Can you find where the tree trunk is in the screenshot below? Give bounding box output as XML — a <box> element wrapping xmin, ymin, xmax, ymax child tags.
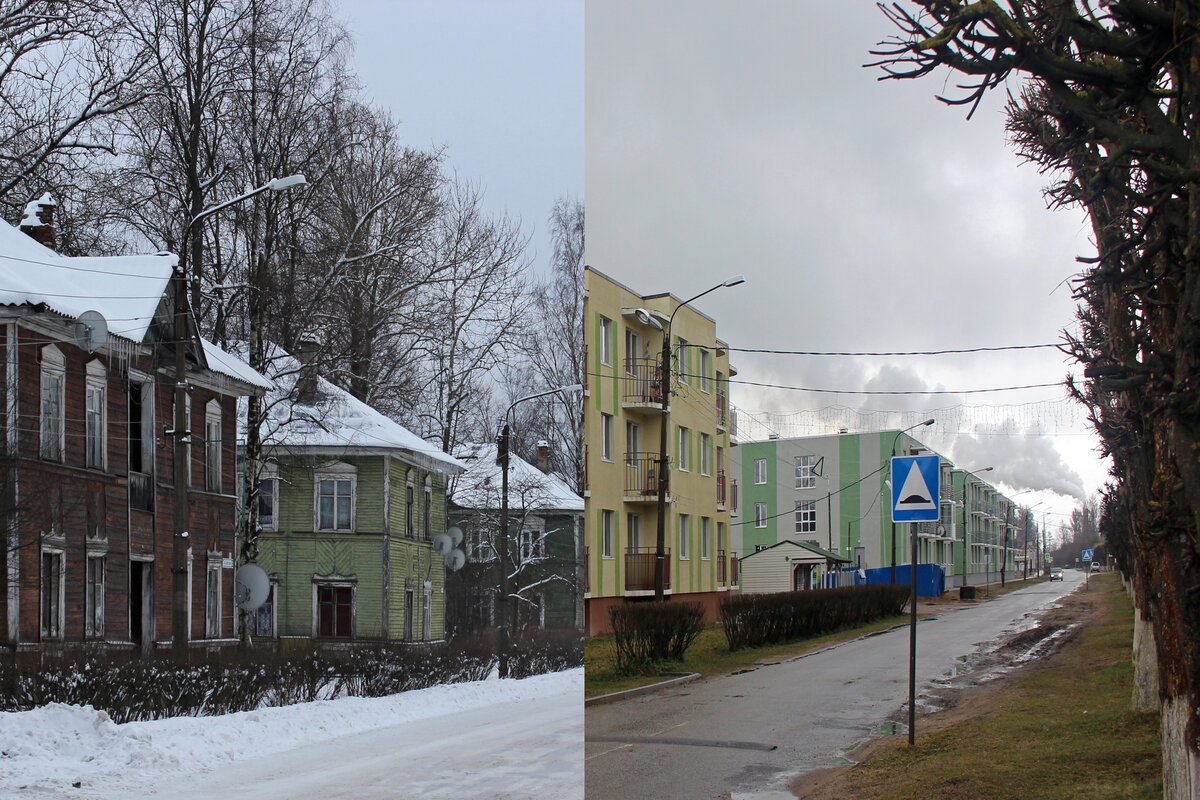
<box><xmin>1131</xmin><ymin>601</ymin><xmax>1158</xmax><ymax>713</ymax></box>
<box><xmin>1161</xmin><ymin>695</ymin><xmax>1200</xmax><ymax>800</ymax></box>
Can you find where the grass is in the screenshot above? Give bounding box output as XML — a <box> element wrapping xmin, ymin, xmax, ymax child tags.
<box><xmin>815</xmin><ymin>573</ymin><xmax>1161</xmax><ymax>800</ymax></box>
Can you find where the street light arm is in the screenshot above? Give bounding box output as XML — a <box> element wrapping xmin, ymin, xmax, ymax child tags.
<box><xmin>189</xmin><ymin>174</ymin><xmax>307</xmax><ymax>231</ymax></box>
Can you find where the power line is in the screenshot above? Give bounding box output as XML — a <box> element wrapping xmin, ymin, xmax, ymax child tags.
<box><xmin>725</xmin><ymin>343</ymin><xmax>1061</xmax><ymax>356</ymax></box>
<box><xmin>727</xmin><ymin>377</ymin><xmax>1062</xmax><ymax>395</ymax></box>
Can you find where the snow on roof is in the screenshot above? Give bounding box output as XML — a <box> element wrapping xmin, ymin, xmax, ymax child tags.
<box><xmin>245</xmin><ymin>346</ymin><xmax>464</xmax><ymax>473</ymax></box>
<box><xmin>200</xmin><ymin>338</ymin><xmax>273</xmax><ymax>391</ymax></box>
<box><xmin>0</xmin><ymin>219</ymin><xmax>175</xmax><ymax>343</ymax></box>
<box><xmin>18</xmin><ymin>193</ymin><xmax>55</xmax><ymax>227</ymax></box>
<box><xmin>450</xmin><ymin>443</ymin><xmax>583</xmax><ymax>512</ymax></box>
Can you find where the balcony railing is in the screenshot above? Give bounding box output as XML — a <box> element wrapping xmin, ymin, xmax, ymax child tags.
<box><xmin>730</xmin><ymin>551</ymin><xmax>739</xmax><ymax>586</ymax></box>
<box><xmin>730</xmin><ymin>479</ymin><xmax>739</xmax><ymax>513</ymax></box>
<box><xmin>717</xmin><ymin>549</ymin><xmax>727</xmax><ymax>585</ymax></box>
<box><xmin>716</xmin><ymin>393</ymin><xmax>728</xmax><ymax>428</ymax></box>
<box><xmin>622</xmin><ymin>357</ymin><xmax>663</xmax><ymax>405</ymax></box>
<box><xmin>130</xmin><ymin>471</ymin><xmax>154</xmax><ymax>511</ymax></box>
<box><xmin>625</xmin><ymin>547</ymin><xmax>669</xmax><ymax>591</ymax></box>
<box><xmin>624</xmin><ymin>451</ymin><xmax>660</xmax><ymax>498</ymax></box>
<box><xmin>716</xmin><ymin>470</ymin><xmax>727</xmax><ymax>506</ymax></box>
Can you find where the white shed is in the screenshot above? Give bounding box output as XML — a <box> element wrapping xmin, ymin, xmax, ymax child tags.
<box><xmin>739</xmin><ymin>539</ymin><xmax>852</xmax><ymax>595</ymax></box>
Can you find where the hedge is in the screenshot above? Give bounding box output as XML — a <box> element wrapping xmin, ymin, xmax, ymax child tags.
<box><xmin>609</xmin><ymin>600</ymin><xmax>706</xmax><ymax>674</ymax></box>
<box><xmin>720</xmin><ymin>584</ymin><xmax>908</xmax><ymax>651</ymax></box>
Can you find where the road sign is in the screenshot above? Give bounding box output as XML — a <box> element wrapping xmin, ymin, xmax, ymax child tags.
<box><xmin>1082</xmin><ymin>548</ymin><xmax>1094</xmax><ymax>561</ymax></box>
<box><xmin>891</xmin><ymin>455</ymin><xmax>941</xmax><ymax>522</ymax></box>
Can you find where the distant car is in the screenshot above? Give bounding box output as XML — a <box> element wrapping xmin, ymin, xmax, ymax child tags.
<box><xmin>1050</xmin><ymin>567</ymin><xmax>1064</xmax><ymax>581</ymax></box>
<box><xmin>1091</xmin><ymin>561</ymin><xmax>1102</xmax><ymax>572</ymax></box>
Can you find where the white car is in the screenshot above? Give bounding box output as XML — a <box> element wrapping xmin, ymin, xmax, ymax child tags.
<box><xmin>1050</xmin><ymin>568</ymin><xmax>1064</xmax><ymax>581</ymax></box>
<box><xmin>1091</xmin><ymin>560</ymin><xmax>1102</xmax><ymax>572</ymax></box>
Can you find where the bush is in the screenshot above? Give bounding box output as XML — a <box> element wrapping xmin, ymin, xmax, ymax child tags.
<box><xmin>720</xmin><ymin>585</ymin><xmax>908</xmax><ymax>651</ymax></box>
<box><xmin>609</xmin><ymin>601</ymin><xmax>705</xmax><ymax>674</ymax></box>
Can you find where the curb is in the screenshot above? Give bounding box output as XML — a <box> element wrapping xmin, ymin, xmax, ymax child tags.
<box><xmin>585</xmin><ymin>672</ymin><xmax>702</xmax><ymax>707</ymax></box>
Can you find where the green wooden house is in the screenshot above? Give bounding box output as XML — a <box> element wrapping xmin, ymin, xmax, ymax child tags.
<box><xmin>241</xmin><ymin>349</ymin><xmax>464</xmax><ymax>643</ymax></box>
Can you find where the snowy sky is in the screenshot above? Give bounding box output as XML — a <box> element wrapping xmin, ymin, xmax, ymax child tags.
<box><xmin>585</xmin><ymin>1</ymin><xmax>1107</xmax><ymax>530</ymax></box>
<box><xmin>336</xmin><ymin>0</ymin><xmax>584</xmax><ymax>278</ymax></box>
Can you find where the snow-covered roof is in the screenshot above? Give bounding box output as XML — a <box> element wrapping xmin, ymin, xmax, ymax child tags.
<box><xmin>450</xmin><ymin>443</ymin><xmax>583</xmax><ymax>512</ymax></box>
<box><xmin>245</xmin><ymin>346</ymin><xmax>464</xmax><ymax>474</ymax></box>
<box><xmin>0</xmin><ymin>219</ymin><xmax>175</xmax><ymax>344</ymax></box>
<box><xmin>200</xmin><ymin>338</ymin><xmax>274</xmax><ymax>391</ymax></box>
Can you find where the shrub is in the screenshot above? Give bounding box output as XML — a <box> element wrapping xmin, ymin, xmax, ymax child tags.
<box><xmin>609</xmin><ymin>601</ymin><xmax>706</xmax><ymax>674</ymax></box>
<box><xmin>720</xmin><ymin>585</ymin><xmax>908</xmax><ymax>651</ymax></box>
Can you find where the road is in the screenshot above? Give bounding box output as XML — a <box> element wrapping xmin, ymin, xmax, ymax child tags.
<box><xmin>585</xmin><ymin>571</ymin><xmax>1085</xmax><ymax>800</ymax></box>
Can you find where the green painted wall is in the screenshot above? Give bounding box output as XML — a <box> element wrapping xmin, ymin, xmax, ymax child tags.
<box><xmin>838</xmin><ymin>434</ymin><xmax>861</xmax><ymax>560</ymax></box>
<box><xmin>740</xmin><ymin>440</ymin><xmax>778</xmax><ymax>552</ymax></box>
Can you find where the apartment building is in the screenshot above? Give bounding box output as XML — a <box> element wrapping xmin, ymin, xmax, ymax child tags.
<box><xmin>731</xmin><ymin>431</ymin><xmax>1022</xmax><ymax>592</ymax></box>
<box><xmin>583</xmin><ymin>268</ymin><xmax>736</xmax><ymax>634</ymax></box>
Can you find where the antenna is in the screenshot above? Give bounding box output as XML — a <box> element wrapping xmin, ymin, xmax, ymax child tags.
<box><xmin>234</xmin><ymin>563</ymin><xmax>270</xmax><ymax>610</ymax></box>
<box><xmin>447</xmin><ymin>526</ymin><xmax>464</xmax><ymax>547</ymax></box>
<box><xmin>433</xmin><ymin>532</ymin><xmax>453</xmax><ymax>557</ymax></box>
<box><xmin>73</xmin><ymin>310</ymin><xmax>108</xmax><ymax>353</ymax></box>
<box><xmin>446</xmin><ymin>548</ymin><xmax>466</xmax><ymax>571</ymax></box>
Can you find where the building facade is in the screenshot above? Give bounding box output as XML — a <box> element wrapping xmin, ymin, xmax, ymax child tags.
<box><xmin>583</xmin><ymin>267</ymin><xmax>737</xmax><ymax>635</ymax></box>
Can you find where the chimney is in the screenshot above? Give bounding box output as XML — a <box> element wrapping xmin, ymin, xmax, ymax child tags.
<box><xmin>295</xmin><ymin>340</ymin><xmax>319</xmax><ymax>404</ymax></box>
<box><xmin>19</xmin><ymin>193</ymin><xmax>57</xmax><ymax>251</ymax></box>
<box><xmin>536</xmin><ymin>440</ymin><xmax>551</xmax><ymax>474</ymax></box>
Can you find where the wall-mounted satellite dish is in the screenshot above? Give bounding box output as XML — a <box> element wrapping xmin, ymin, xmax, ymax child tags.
<box><xmin>432</xmin><ymin>532</ymin><xmax>453</xmax><ymax>557</ymax></box>
<box><xmin>234</xmin><ymin>563</ymin><xmax>271</xmax><ymax>610</ymax></box>
<box><xmin>445</xmin><ymin>548</ymin><xmax>466</xmax><ymax>571</ymax></box>
<box><xmin>73</xmin><ymin>310</ymin><xmax>108</xmax><ymax>353</ymax></box>
<box><xmin>447</xmin><ymin>526</ymin><xmax>464</xmax><ymax>547</ymax></box>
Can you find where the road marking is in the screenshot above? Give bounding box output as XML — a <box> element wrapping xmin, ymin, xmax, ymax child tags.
<box><xmin>586</xmin><ymin>735</ymin><xmax>778</xmax><ymax>752</ymax></box>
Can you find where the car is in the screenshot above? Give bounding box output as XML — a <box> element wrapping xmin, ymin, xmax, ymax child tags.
<box><xmin>1091</xmin><ymin>560</ymin><xmax>1102</xmax><ymax>572</ymax></box>
<box><xmin>1050</xmin><ymin>567</ymin><xmax>1064</xmax><ymax>581</ymax></box>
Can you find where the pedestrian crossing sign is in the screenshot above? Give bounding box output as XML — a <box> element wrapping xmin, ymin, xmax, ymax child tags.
<box><xmin>891</xmin><ymin>455</ymin><xmax>941</xmax><ymax>522</ymax></box>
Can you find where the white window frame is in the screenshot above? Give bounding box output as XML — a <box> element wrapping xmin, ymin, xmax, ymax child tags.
<box><xmin>40</xmin><ymin>547</ymin><xmax>65</xmax><ymax>639</ymax></box>
<box><xmin>85</xmin><ymin>555</ymin><xmax>105</xmax><ymax>638</ymax></box>
<box><xmin>700</xmin><ymin>433</ymin><xmax>711</xmax><ymax>475</ymax></box>
<box><xmin>520</xmin><ymin>528</ymin><xmax>545</xmax><ymax>562</ymax></box>
<box><xmin>314</xmin><ymin>462</ymin><xmax>357</xmax><ymax>532</ymax></box>
<box><xmin>257</xmin><ymin>473</ymin><xmax>279</xmax><ymax>531</ymax></box>
<box><xmin>40</xmin><ymin>345</ymin><xmax>65</xmax><ymax>461</ymax></box>
<box><xmin>754</xmin><ymin>458</ymin><xmax>767</xmax><ymax>485</ymax></box>
<box><xmin>599</xmin><ymin>315</ymin><xmax>613</xmax><ymax>366</ymax></box>
<box><xmin>675</xmin><ymin>337</ymin><xmax>689</xmax><ymax>385</ymax></box>
<box><xmin>205</xmin><ymin>400</ymin><xmax>222</xmax><ymax>492</ymax></box>
<box><xmin>423</xmin><ymin>581</ymin><xmax>433</xmax><ymax>640</ymax></box>
<box><xmin>700</xmin><ymin>516</ymin><xmax>711</xmax><ymax>560</ymax></box>
<box><xmin>248</xmin><ymin>582</ymin><xmax>277</xmax><ymax>638</ymax></box>
<box><xmin>795</xmin><ymin>454</ymin><xmax>817</xmax><ymax>490</ymax></box>
<box><xmin>205</xmin><ymin>557</ymin><xmax>221</xmax><ymax>637</ymax></box>
<box><xmin>754</xmin><ymin>502</ymin><xmax>768</xmax><ymax>529</ymax></box>
<box><xmin>601</xmin><ymin>510</ymin><xmax>614</xmax><ymax>559</ymax></box>
<box><xmin>424</xmin><ymin>477</ymin><xmax>433</xmax><ymax>541</ymax></box>
<box><xmin>699</xmin><ymin>348</ymin><xmax>712</xmax><ymax>393</ymax></box>
<box><xmin>678</xmin><ymin>514</ymin><xmax>690</xmax><ymax>560</ymax></box>
<box><xmin>405</xmin><ymin>473</ymin><xmax>416</xmax><ymax>538</ymax></box>
<box><xmin>313</xmin><ymin>579</ymin><xmax>356</xmax><ymax>638</ymax></box>
<box><xmin>677</xmin><ymin>426</ymin><xmax>690</xmax><ymax>472</ymax></box>
<box><xmin>795</xmin><ymin>500</ymin><xmax>817</xmax><ymax>534</ymax></box>
<box><xmin>85</xmin><ymin>360</ymin><xmax>107</xmax><ymax>470</ymax></box>
<box><xmin>601</xmin><ymin>413</ymin><xmax>614</xmax><ymax>461</ymax></box>
<box><xmin>174</xmin><ymin>393</ymin><xmax>193</xmax><ymax>486</ymax></box>
<box><xmin>627</xmin><ymin>512</ymin><xmax>642</xmax><ymax>549</ymax></box>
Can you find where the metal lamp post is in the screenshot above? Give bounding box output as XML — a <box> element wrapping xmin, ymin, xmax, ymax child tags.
<box><xmin>173</xmin><ymin>175</ymin><xmax>306</xmax><ymax>657</ymax></box>
<box><xmin>497</xmin><ymin>383</ymin><xmax>582</xmax><ymax>677</ymax></box>
<box><xmin>654</xmin><ymin>275</ymin><xmax>744</xmax><ymax>601</ymax></box>
<box><xmin>888</xmin><ymin>418</ymin><xmax>934</xmax><ymax>584</ymax></box>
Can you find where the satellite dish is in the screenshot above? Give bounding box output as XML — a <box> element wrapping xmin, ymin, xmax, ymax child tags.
<box><xmin>234</xmin><ymin>563</ymin><xmax>270</xmax><ymax>610</ymax></box>
<box><xmin>432</xmin><ymin>532</ymin><xmax>453</xmax><ymax>557</ymax></box>
<box><xmin>445</xmin><ymin>548</ymin><xmax>466</xmax><ymax>571</ymax></box>
<box><xmin>73</xmin><ymin>310</ymin><xmax>108</xmax><ymax>353</ymax></box>
<box><xmin>446</xmin><ymin>526</ymin><xmax>464</xmax><ymax>547</ymax></box>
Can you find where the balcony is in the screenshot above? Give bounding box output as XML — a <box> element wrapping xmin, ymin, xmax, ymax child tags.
<box><xmin>717</xmin><ymin>549</ymin><xmax>727</xmax><ymax>585</ymax></box>
<box><xmin>622</xmin><ymin>357</ymin><xmax>664</xmax><ymax>412</ymax></box>
<box><xmin>730</xmin><ymin>479</ymin><xmax>739</xmax><ymax>514</ymax></box>
<box><xmin>730</xmin><ymin>551</ymin><xmax>740</xmax><ymax>586</ymax></box>
<box><xmin>716</xmin><ymin>392</ymin><xmax>728</xmax><ymax>431</ymax></box>
<box><xmin>625</xmin><ymin>547</ymin><xmax>669</xmax><ymax>592</ymax></box>
<box><xmin>624</xmin><ymin>451</ymin><xmax>663</xmax><ymax>503</ymax></box>
<box><xmin>129</xmin><ymin>471</ymin><xmax>154</xmax><ymax>512</ymax></box>
<box><xmin>716</xmin><ymin>470</ymin><xmax>727</xmax><ymax>508</ymax></box>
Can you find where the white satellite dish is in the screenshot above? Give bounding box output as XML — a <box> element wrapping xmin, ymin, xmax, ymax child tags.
<box><xmin>446</xmin><ymin>526</ymin><xmax>464</xmax><ymax>547</ymax></box>
<box><xmin>73</xmin><ymin>310</ymin><xmax>108</xmax><ymax>353</ymax></box>
<box><xmin>234</xmin><ymin>563</ymin><xmax>271</xmax><ymax>610</ymax></box>
<box><xmin>445</xmin><ymin>548</ymin><xmax>466</xmax><ymax>571</ymax></box>
<box><xmin>432</xmin><ymin>532</ymin><xmax>453</xmax><ymax>557</ymax></box>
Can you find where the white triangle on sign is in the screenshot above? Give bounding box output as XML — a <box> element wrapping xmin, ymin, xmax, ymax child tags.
<box><xmin>896</xmin><ymin>462</ymin><xmax>936</xmax><ymax>509</ymax></box>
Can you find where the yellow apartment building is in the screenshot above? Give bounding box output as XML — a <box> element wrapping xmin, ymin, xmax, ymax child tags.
<box><xmin>583</xmin><ymin>267</ymin><xmax>737</xmax><ymax>635</ymax></box>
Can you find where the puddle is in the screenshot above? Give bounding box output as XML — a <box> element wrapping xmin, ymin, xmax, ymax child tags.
<box><xmin>872</xmin><ymin>720</ymin><xmax>908</xmax><ymax>737</ymax></box>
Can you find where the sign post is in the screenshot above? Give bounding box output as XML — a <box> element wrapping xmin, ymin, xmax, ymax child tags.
<box><xmin>1082</xmin><ymin>548</ymin><xmax>1093</xmax><ymax>588</ymax></box>
<box><xmin>892</xmin><ymin>455</ymin><xmax>940</xmax><ymax>747</ymax></box>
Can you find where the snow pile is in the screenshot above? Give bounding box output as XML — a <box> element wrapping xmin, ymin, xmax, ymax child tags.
<box><xmin>0</xmin><ymin>669</ymin><xmax>581</xmax><ymax>799</ymax></box>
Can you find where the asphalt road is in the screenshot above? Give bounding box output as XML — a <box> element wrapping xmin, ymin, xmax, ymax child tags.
<box><xmin>585</xmin><ymin>571</ymin><xmax>1085</xmax><ymax>800</ymax></box>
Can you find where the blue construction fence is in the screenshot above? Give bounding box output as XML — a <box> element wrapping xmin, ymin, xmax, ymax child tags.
<box><xmin>823</xmin><ymin>563</ymin><xmax>946</xmax><ymax>597</ymax></box>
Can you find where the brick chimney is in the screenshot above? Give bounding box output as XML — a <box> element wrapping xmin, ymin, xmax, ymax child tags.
<box><xmin>295</xmin><ymin>340</ymin><xmax>320</xmax><ymax>404</ymax></box>
<box><xmin>19</xmin><ymin>193</ymin><xmax>57</xmax><ymax>251</ymax></box>
<box><xmin>536</xmin><ymin>440</ymin><xmax>551</xmax><ymax>474</ymax></box>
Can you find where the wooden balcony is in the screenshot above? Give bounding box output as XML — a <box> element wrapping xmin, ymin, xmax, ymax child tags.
<box><xmin>625</xmin><ymin>547</ymin><xmax>669</xmax><ymax>592</ymax></box>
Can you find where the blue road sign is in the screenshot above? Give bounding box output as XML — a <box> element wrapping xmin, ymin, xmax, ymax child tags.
<box><xmin>1082</xmin><ymin>548</ymin><xmax>1093</xmax><ymax>561</ymax></box>
<box><xmin>891</xmin><ymin>455</ymin><xmax>941</xmax><ymax>522</ymax></box>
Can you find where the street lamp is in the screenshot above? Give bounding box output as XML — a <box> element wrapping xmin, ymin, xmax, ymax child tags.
<box><xmin>497</xmin><ymin>383</ymin><xmax>582</xmax><ymax>677</ymax></box>
<box><xmin>172</xmin><ymin>174</ymin><xmax>307</xmax><ymax>657</ymax></box>
<box><xmin>654</xmin><ymin>276</ymin><xmax>744</xmax><ymax>601</ymax></box>
<box><xmin>888</xmin><ymin>418</ymin><xmax>935</xmax><ymax>584</ymax></box>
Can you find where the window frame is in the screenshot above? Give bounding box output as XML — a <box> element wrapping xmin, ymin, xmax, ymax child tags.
<box><xmin>257</xmin><ymin>475</ymin><xmax>278</xmax><ymax>531</ymax></box>
<box><xmin>700</xmin><ymin>432</ymin><xmax>712</xmax><ymax>475</ymax></box>
<box><xmin>754</xmin><ymin>502</ymin><xmax>768</xmax><ymax>529</ymax></box>
<box><xmin>754</xmin><ymin>458</ymin><xmax>767</xmax><ymax>485</ymax></box>
<box><xmin>85</xmin><ymin>360</ymin><xmax>107</xmax><ymax>470</ymax></box>
<box><xmin>314</xmin><ymin>581</ymin><xmax>355</xmax><ymax>638</ymax></box>
<box><xmin>205</xmin><ymin>400</ymin><xmax>222</xmax><ymax>492</ymax></box>
<box><xmin>601</xmin><ymin>509</ymin><xmax>614</xmax><ymax>559</ymax></box>
<box><xmin>699</xmin><ymin>348</ymin><xmax>712</xmax><ymax>393</ymax></box>
<box><xmin>677</xmin><ymin>426</ymin><xmax>690</xmax><ymax>472</ymax></box>
<box><xmin>40</xmin><ymin>548</ymin><xmax>64</xmax><ymax>639</ymax></box>
<box><xmin>314</xmin><ymin>463</ymin><xmax>357</xmax><ymax>532</ymax></box>
<box><xmin>599</xmin><ymin>315</ymin><xmax>613</xmax><ymax>366</ymax></box>
<box><xmin>39</xmin><ymin>345</ymin><xmax>65</xmax><ymax>462</ymax></box>
<box><xmin>795</xmin><ymin>500</ymin><xmax>817</xmax><ymax>534</ymax></box>
<box><xmin>205</xmin><ymin>557</ymin><xmax>222</xmax><ymax>637</ymax></box>
<box><xmin>85</xmin><ymin>555</ymin><xmax>105</xmax><ymax>638</ymax></box>
<box><xmin>700</xmin><ymin>516</ymin><xmax>711</xmax><ymax>560</ymax></box>
<box><xmin>678</xmin><ymin>513</ymin><xmax>690</xmax><ymax>560</ymax></box>
<box><xmin>601</xmin><ymin>413</ymin><xmax>614</xmax><ymax>461</ymax></box>
<box><xmin>794</xmin><ymin>454</ymin><xmax>818</xmax><ymax>490</ymax></box>
<box><xmin>675</xmin><ymin>337</ymin><xmax>689</xmax><ymax>385</ymax></box>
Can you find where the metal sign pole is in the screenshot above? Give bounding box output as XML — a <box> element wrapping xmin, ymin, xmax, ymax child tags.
<box><xmin>909</xmin><ymin>520</ymin><xmax>917</xmax><ymax>746</ymax></box>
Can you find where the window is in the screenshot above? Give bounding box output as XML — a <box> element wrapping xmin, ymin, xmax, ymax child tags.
<box><xmin>205</xmin><ymin>561</ymin><xmax>221</xmax><ymax>637</ymax></box>
<box><xmin>520</xmin><ymin>529</ymin><xmax>544</xmax><ymax>561</ymax></box>
<box><xmin>754</xmin><ymin>458</ymin><xmax>767</xmax><ymax>484</ymax></box>
<box><xmin>257</xmin><ymin>478</ymin><xmax>278</xmax><ymax>530</ymax></box>
<box><xmin>700</xmin><ymin>433</ymin><xmax>711</xmax><ymax>475</ymax></box>
<box><xmin>701</xmin><ymin>517</ymin><xmax>711</xmax><ymax>559</ymax></box>
<box><xmin>128</xmin><ymin>379</ymin><xmax>155</xmax><ymax>511</ymax></box>
<box><xmin>40</xmin><ymin>345</ymin><xmax>64</xmax><ymax>461</ymax></box>
<box><xmin>85</xmin><ymin>361</ymin><xmax>106</xmax><ymax>469</ymax></box>
<box><xmin>625</xmin><ymin>329</ymin><xmax>640</xmax><ymax>371</ymax></box>
<box><xmin>626</xmin><ymin>420</ymin><xmax>640</xmax><ymax>456</ymax></box>
<box><xmin>699</xmin><ymin>348</ymin><xmax>712</xmax><ymax>393</ymax></box>
<box><xmin>675</xmin><ymin>337</ymin><xmax>689</xmax><ymax>384</ymax></box>
<box><xmin>85</xmin><ymin>556</ymin><xmax>105</xmax><ymax>637</ymax></box>
<box><xmin>467</xmin><ymin>526</ymin><xmax>493</xmax><ymax>561</ymax></box>
<box><xmin>602</xmin><ymin>510</ymin><xmax>614</xmax><ymax>558</ymax></box>
<box><xmin>424</xmin><ymin>480</ymin><xmax>433</xmax><ymax>541</ymax></box>
<box><xmin>316</xmin><ymin>470</ymin><xmax>355</xmax><ymax>532</ymax></box>
<box><xmin>601</xmin><ymin>413</ymin><xmax>614</xmax><ymax>461</ymax></box>
<box><xmin>423</xmin><ymin>582</ymin><xmax>432</xmax><ymax>640</ymax></box>
<box><xmin>717</xmin><ymin>522</ymin><xmax>726</xmax><ymax>553</ymax></box>
<box><xmin>795</xmin><ymin>500</ymin><xmax>817</xmax><ymax>534</ymax></box>
<box><xmin>627</xmin><ymin>512</ymin><xmax>642</xmax><ymax>549</ymax></box>
<box><xmin>205</xmin><ymin>401</ymin><xmax>222</xmax><ymax>492</ymax></box>
<box><xmin>406</xmin><ymin>482</ymin><xmax>415</xmax><ymax>538</ymax></box>
<box><xmin>755</xmin><ymin>544</ymin><xmax>768</xmax><ymax>552</ymax></box>
<box><xmin>677</xmin><ymin>426</ymin><xmax>690</xmax><ymax>471</ymax></box>
<box><xmin>678</xmin><ymin>514</ymin><xmax>690</xmax><ymax>559</ymax></box>
<box><xmin>40</xmin><ymin>550</ymin><xmax>63</xmax><ymax>638</ymax></box>
<box><xmin>599</xmin><ymin>315</ymin><xmax>613</xmax><ymax>365</ymax></box>
<box><xmin>795</xmin><ymin>455</ymin><xmax>818</xmax><ymax>489</ymax></box>
<box><xmin>316</xmin><ymin>584</ymin><xmax>353</xmax><ymax>637</ymax></box>
<box><xmin>249</xmin><ymin>583</ymin><xmax>275</xmax><ymax>637</ymax></box>
<box><xmin>754</xmin><ymin>502</ymin><xmax>768</xmax><ymax>528</ymax></box>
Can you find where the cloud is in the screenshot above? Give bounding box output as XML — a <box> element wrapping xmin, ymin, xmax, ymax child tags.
<box><xmin>950</xmin><ymin>424</ymin><xmax>1086</xmax><ymax>499</ymax></box>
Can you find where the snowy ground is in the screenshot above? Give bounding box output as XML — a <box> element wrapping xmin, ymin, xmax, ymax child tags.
<box><xmin>0</xmin><ymin>668</ymin><xmax>583</xmax><ymax>800</ymax></box>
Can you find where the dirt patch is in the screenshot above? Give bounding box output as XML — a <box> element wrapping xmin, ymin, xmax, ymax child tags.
<box><xmin>789</xmin><ymin>586</ymin><xmax>1104</xmax><ymax>799</ymax></box>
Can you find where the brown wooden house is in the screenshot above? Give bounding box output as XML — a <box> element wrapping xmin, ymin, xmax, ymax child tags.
<box><xmin>0</xmin><ymin>198</ymin><xmax>271</xmax><ymax>652</ymax></box>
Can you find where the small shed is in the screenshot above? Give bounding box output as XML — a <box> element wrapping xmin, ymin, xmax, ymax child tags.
<box><xmin>739</xmin><ymin>539</ymin><xmax>852</xmax><ymax>595</ymax></box>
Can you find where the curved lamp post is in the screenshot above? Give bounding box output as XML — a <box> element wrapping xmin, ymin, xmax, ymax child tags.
<box><xmin>654</xmin><ymin>276</ymin><xmax>744</xmax><ymax>601</ymax></box>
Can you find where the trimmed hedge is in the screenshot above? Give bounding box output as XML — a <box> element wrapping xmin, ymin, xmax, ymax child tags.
<box><xmin>610</xmin><ymin>600</ymin><xmax>705</xmax><ymax>674</ymax></box>
<box><xmin>720</xmin><ymin>585</ymin><xmax>909</xmax><ymax>651</ymax></box>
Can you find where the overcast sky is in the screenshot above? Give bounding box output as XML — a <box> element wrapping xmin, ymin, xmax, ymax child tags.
<box><xmin>586</xmin><ymin>1</ymin><xmax>1106</xmax><ymax>530</ymax></box>
<box><xmin>336</xmin><ymin>0</ymin><xmax>583</xmax><ymax>277</ymax></box>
